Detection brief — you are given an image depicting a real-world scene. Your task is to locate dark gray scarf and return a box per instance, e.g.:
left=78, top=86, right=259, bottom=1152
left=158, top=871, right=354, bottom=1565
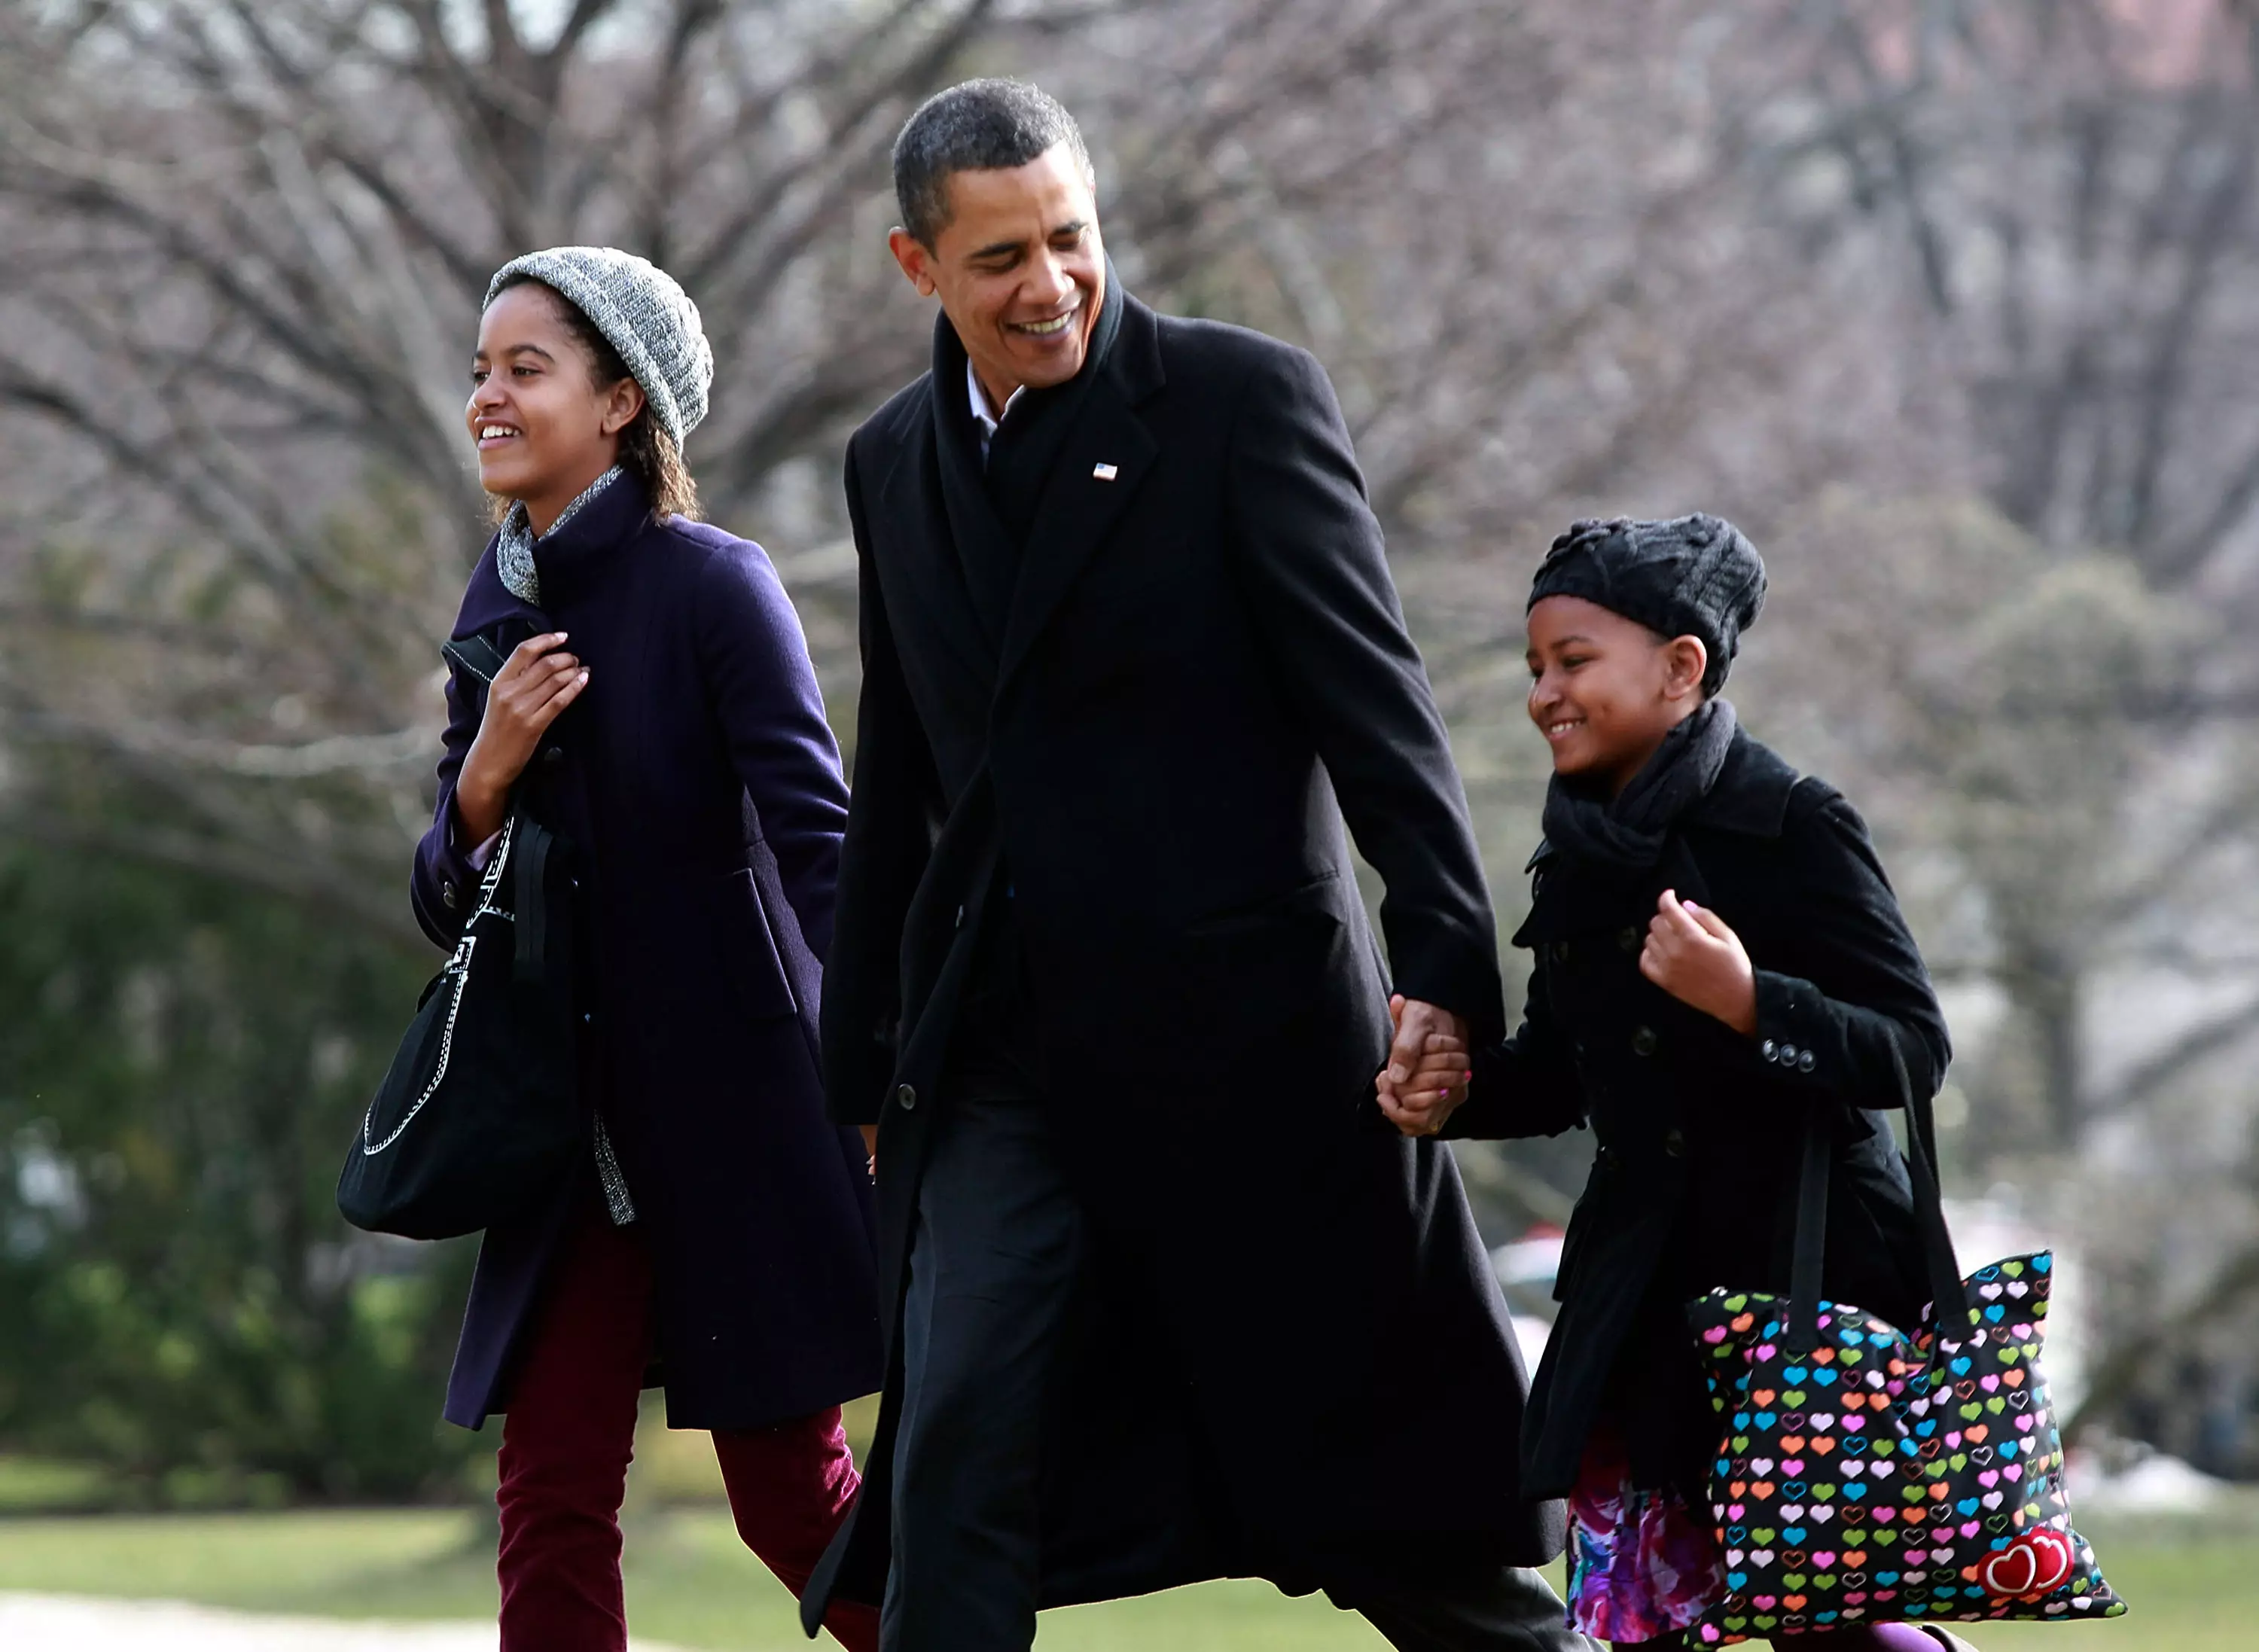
left=1541, top=699, right=1738, bottom=873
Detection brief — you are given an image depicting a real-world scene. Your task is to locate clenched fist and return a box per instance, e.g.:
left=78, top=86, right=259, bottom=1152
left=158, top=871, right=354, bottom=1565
left=1640, top=888, right=1758, bottom=1036
left=454, top=632, right=589, bottom=843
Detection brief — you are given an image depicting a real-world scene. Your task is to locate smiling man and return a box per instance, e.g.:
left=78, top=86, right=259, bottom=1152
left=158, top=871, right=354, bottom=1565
left=803, top=81, right=1590, bottom=1652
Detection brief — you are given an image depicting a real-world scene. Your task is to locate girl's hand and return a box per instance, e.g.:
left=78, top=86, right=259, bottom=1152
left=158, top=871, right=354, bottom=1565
left=1375, top=992, right=1473, bottom=1136
left=454, top=632, right=588, bottom=843
left=1640, top=888, right=1758, bottom=1036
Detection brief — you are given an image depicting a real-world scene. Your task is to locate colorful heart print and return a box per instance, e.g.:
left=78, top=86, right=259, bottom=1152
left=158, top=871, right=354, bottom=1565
left=1684, top=1254, right=2125, bottom=1645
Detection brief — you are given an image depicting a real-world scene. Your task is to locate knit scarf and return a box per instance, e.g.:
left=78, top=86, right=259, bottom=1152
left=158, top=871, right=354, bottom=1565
left=1541, top=699, right=1738, bottom=873
left=495, top=465, right=625, bottom=605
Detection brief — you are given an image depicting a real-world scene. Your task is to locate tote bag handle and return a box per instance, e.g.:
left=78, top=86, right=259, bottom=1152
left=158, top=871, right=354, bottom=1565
left=1787, top=1033, right=1977, bottom=1353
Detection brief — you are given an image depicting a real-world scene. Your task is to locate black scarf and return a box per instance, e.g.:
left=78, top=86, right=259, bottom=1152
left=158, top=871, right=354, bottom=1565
left=1540, top=699, right=1739, bottom=873
left=931, top=261, right=1126, bottom=642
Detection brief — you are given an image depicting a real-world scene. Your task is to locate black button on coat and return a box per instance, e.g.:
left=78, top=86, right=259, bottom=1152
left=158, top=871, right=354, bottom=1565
left=410, top=474, right=883, bottom=1433
left=1445, top=730, right=1950, bottom=1500
left=806, top=294, right=1556, bottom=1617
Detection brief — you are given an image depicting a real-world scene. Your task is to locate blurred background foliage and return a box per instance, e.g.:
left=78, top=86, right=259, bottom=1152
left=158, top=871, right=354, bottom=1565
left=0, top=0, right=2255, bottom=1505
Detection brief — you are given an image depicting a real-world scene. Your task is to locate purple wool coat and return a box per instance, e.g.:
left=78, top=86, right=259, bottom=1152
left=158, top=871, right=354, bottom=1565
left=410, top=471, right=883, bottom=1431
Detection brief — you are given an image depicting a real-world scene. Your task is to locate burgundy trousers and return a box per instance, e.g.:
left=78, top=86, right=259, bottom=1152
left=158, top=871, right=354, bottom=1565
left=495, top=1200, right=880, bottom=1652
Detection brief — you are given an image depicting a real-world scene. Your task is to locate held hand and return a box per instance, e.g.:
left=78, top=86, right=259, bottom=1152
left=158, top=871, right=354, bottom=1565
left=859, top=1123, right=878, bottom=1180
left=1639, top=888, right=1758, bottom=1035
left=454, top=632, right=589, bottom=843
left=1376, top=993, right=1472, bottom=1137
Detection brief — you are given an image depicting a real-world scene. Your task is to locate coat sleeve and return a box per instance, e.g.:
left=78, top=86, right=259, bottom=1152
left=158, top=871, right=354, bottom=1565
left=1745, top=787, right=1952, bottom=1111
left=694, top=542, right=849, bottom=963
left=819, top=440, right=944, bottom=1126
left=1220, top=341, right=1507, bottom=1041
left=409, top=656, right=486, bottom=949
left=1442, top=964, right=1589, bottom=1141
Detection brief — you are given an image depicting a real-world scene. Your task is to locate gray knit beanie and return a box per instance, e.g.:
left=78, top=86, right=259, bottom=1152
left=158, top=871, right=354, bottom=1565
left=485, top=247, right=714, bottom=449
left=1529, top=514, right=1767, bottom=693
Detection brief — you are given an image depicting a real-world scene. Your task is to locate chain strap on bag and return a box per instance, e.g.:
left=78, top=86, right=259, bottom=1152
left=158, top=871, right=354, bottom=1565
left=337, top=634, right=585, bottom=1239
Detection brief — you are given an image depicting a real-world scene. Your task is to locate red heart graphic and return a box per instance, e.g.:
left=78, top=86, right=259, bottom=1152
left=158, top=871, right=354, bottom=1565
left=2028, top=1530, right=2075, bottom=1591
left=1981, top=1529, right=2075, bottom=1598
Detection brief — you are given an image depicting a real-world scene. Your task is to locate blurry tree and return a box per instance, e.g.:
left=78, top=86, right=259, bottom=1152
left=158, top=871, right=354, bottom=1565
left=0, top=0, right=1770, bottom=1488
left=0, top=834, right=471, bottom=1501
left=5, top=0, right=2252, bottom=1489
left=1748, top=0, right=2259, bottom=1148
left=1729, top=0, right=2259, bottom=1468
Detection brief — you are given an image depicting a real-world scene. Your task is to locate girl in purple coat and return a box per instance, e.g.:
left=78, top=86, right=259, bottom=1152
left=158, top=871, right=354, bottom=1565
left=412, top=247, right=882, bottom=1652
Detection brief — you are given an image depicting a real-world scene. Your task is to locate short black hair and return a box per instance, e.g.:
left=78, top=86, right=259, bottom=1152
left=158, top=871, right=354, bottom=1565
left=892, top=78, right=1093, bottom=246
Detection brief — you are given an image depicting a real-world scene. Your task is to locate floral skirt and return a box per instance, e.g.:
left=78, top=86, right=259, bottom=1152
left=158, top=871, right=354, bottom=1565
left=1567, top=1427, right=1730, bottom=1644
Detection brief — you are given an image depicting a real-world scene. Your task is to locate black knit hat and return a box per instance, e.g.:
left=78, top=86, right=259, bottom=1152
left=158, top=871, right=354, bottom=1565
left=1529, top=514, right=1767, bottom=693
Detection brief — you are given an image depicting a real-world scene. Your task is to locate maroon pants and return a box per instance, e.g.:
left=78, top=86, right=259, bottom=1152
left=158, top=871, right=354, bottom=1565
left=495, top=1202, right=879, bottom=1652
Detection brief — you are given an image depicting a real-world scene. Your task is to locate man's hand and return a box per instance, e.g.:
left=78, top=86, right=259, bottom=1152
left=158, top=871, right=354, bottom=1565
left=1640, top=888, right=1758, bottom=1035
left=859, top=1123, right=878, bottom=1179
left=1375, top=994, right=1471, bottom=1137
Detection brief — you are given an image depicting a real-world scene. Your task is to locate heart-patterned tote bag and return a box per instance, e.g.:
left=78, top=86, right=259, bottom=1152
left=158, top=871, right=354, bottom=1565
left=1683, top=1049, right=2125, bottom=1644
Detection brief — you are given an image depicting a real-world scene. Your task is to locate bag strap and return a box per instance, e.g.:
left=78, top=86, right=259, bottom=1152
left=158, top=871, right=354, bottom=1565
left=514, top=817, right=554, bottom=982
left=1788, top=1105, right=1833, bottom=1352
left=442, top=634, right=511, bottom=685
left=443, top=632, right=566, bottom=983
left=1892, top=1034, right=1978, bottom=1342
left=472, top=812, right=517, bottom=911
left=1787, top=1032, right=1977, bottom=1352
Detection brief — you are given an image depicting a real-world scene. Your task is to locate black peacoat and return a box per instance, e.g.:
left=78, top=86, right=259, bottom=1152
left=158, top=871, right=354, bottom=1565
left=1444, top=728, right=1950, bottom=1499
left=806, top=294, right=1560, bottom=1616
left=410, top=473, right=883, bottom=1433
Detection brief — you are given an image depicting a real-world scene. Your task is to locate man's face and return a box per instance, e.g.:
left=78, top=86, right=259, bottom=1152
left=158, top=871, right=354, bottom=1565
left=890, top=143, right=1105, bottom=404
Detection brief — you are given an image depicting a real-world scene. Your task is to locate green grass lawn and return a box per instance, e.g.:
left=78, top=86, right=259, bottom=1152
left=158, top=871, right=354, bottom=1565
left=0, top=1492, right=2244, bottom=1647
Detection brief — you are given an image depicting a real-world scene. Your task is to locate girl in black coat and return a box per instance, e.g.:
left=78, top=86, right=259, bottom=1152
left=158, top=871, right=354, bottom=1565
left=1379, top=517, right=1974, bottom=1652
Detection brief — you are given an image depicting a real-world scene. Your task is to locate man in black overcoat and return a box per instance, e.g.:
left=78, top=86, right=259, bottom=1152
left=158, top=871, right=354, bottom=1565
left=802, top=80, right=1590, bottom=1652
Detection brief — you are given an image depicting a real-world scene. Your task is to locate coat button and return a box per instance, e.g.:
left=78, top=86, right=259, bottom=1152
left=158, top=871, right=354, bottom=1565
left=1618, top=925, right=1641, bottom=953
left=441, top=882, right=459, bottom=911
left=1760, top=1038, right=1777, bottom=1062
left=1663, top=1126, right=1687, bottom=1157
left=1798, top=1050, right=1815, bottom=1073
left=895, top=1083, right=917, bottom=1111
left=1552, top=940, right=1572, bottom=963
left=1779, top=1042, right=1800, bottom=1063
left=541, top=745, right=564, bottom=769
left=1631, top=1026, right=1657, bottom=1057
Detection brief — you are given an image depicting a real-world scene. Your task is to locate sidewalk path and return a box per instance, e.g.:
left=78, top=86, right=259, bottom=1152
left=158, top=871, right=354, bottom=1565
left=0, top=1594, right=694, bottom=1650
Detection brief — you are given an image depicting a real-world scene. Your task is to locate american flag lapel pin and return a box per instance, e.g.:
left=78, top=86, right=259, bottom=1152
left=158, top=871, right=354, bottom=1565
left=1092, top=462, right=1119, bottom=481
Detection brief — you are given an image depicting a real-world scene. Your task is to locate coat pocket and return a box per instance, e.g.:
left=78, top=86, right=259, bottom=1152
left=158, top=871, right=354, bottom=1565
left=717, top=867, right=800, bottom=1021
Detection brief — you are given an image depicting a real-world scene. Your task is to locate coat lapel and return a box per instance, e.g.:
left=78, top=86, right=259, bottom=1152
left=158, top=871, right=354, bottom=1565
left=874, top=386, right=999, bottom=703
left=451, top=539, right=550, bottom=641
left=995, top=295, right=1166, bottom=697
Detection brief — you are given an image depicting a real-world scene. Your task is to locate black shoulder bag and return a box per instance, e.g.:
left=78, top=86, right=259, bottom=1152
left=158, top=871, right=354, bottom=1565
left=337, top=636, right=584, bottom=1240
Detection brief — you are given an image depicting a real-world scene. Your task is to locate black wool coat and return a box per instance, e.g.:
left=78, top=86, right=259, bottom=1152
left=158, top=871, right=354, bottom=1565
left=806, top=294, right=1559, bottom=1618
left=1445, top=729, right=1950, bottom=1499
left=410, top=474, right=883, bottom=1433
